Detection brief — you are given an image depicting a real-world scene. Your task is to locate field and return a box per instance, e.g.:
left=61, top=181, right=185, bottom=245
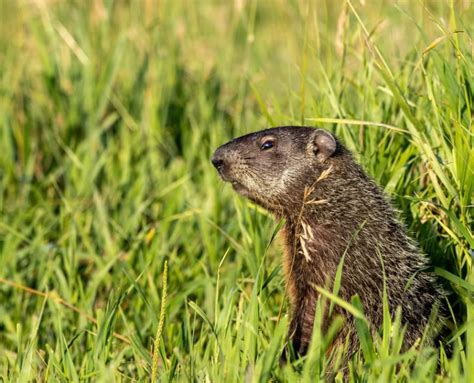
left=0, top=0, right=473, bottom=381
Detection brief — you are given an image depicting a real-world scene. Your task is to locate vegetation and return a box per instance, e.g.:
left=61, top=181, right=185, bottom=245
left=0, top=0, right=472, bottom=381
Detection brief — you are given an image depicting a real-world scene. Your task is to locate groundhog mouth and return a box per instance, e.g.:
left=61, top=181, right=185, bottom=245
left=223, top=177, right=250, bottom=196
left=216, top=170, right=246, bottom=191
left=211, top=159, right=250, bottom=195
left=230, top=180, right=246, bottom=192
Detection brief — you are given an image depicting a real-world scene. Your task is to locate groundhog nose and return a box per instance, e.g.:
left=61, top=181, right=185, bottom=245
left=211, top=155, right=225, bottom=171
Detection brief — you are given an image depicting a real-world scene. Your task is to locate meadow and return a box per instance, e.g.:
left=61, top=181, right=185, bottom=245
left=0, top=0, right=473, bottom=381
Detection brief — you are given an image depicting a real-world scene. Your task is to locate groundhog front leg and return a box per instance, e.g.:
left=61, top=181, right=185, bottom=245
left=280, top=317, right=305, bottom=364
left=283, top=298, right=314, bottom=361
left=289, top=316, right=309, bottom=355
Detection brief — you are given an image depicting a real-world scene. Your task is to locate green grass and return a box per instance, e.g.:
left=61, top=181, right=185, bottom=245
left=0, top=0, right=473, bottom=381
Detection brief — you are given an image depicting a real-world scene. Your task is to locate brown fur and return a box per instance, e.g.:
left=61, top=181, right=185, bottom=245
left=211, top=126, right=445, bottom=361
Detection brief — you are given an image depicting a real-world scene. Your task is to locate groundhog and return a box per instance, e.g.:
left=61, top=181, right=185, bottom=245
left=211, top=126, right=445, bottom=362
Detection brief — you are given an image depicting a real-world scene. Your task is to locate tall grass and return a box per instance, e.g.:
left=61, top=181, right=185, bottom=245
left=0, top=0, right=472, bottom=381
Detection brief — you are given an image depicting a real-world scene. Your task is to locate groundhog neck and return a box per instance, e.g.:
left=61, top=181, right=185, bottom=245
left=281, top=161, right=395, bottom=288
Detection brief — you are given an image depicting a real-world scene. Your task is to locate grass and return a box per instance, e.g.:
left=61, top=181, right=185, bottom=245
left=0, top=0, right=472, bottom=381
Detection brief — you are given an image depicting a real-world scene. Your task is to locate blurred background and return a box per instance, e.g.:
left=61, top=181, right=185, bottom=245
left=0, top=0, right=473, bottom=380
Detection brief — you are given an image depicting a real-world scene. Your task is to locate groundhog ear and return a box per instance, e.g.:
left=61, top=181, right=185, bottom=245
left=312, top=130, right=336, bottom=161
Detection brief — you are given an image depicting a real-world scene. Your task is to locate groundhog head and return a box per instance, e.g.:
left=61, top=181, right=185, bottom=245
left=211, top=126, right=339, bottom=213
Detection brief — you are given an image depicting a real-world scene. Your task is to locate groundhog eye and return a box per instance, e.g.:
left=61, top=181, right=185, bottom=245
left=260, top=140, right=274, bottom=150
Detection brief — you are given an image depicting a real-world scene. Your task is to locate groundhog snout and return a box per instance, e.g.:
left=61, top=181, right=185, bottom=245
left=211, top=155, right=225, bottom=171
left=211, top=148, right=233, bottom=180
left=211, top=148, right=227, bottom=172
left=212, top=146, right=243, bottom=183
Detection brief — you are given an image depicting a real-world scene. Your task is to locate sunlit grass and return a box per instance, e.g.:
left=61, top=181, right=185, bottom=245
left=0, top=0, right=472, bottom=381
